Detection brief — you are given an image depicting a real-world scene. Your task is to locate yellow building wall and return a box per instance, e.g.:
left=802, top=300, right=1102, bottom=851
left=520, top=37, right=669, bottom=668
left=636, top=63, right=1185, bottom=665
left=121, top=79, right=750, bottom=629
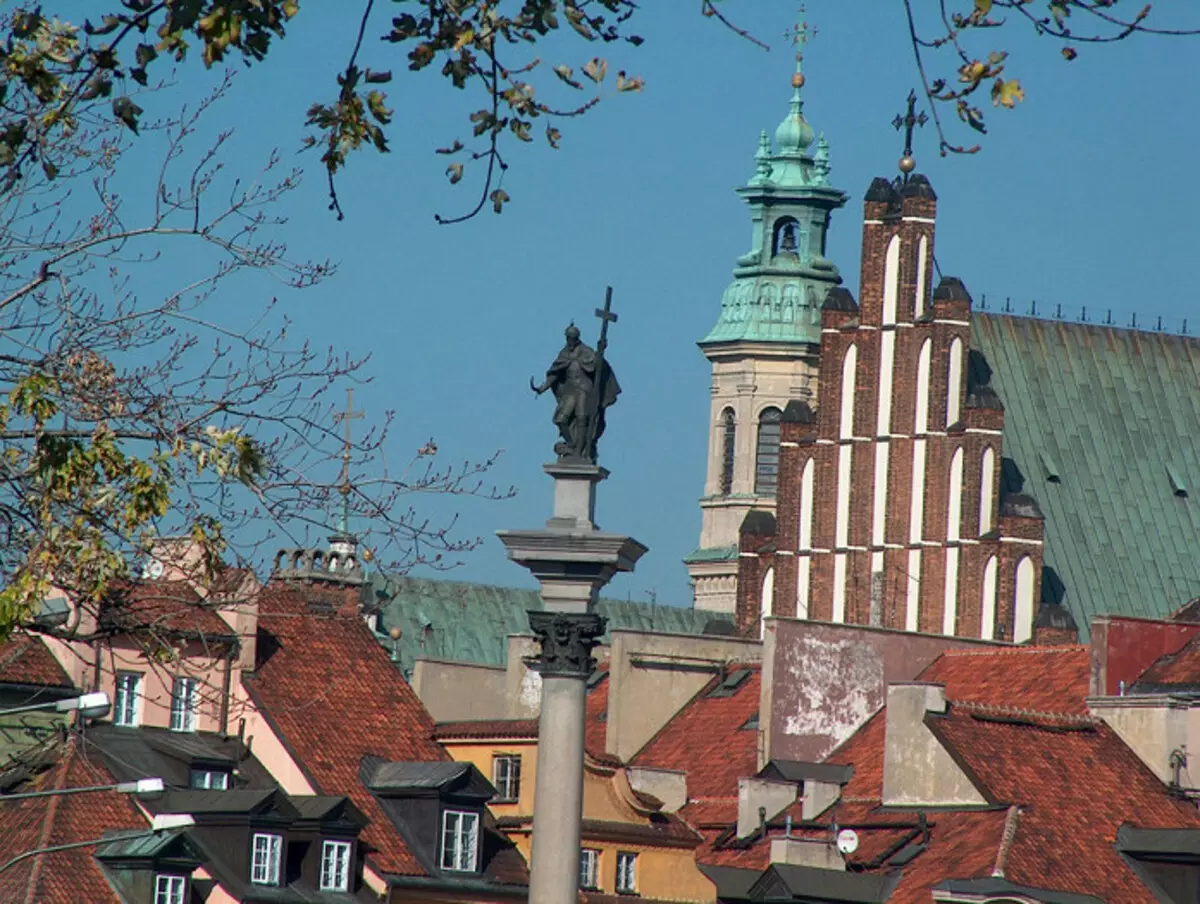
left=441, top=739, right=715, bottom=903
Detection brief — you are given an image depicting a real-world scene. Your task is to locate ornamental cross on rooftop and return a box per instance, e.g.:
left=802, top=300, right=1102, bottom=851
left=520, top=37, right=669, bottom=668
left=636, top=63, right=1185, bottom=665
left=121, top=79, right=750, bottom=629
left=893, top=89, right=928, bottom=180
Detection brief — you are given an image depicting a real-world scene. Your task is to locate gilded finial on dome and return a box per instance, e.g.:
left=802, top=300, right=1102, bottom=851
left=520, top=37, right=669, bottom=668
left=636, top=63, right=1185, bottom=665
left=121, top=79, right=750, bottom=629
left=774, top=9, right=816, bottom=156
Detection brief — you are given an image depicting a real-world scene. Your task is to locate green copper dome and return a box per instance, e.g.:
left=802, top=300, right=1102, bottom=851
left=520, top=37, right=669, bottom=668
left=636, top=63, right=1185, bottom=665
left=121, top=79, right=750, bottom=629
left=700, top=53, right=847, bottom=348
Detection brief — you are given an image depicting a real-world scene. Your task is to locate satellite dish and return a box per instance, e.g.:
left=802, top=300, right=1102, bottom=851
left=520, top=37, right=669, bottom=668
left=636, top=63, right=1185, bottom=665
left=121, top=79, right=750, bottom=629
left=836, top=828, right=859, bottom=855
left=142, top=559, right=165, bottom=580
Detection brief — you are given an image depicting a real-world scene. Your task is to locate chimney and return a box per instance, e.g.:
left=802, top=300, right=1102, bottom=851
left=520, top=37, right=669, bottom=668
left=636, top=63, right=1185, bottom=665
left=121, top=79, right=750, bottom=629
left=1089, top=694, right=1190, bottom=785
left=628, top=767, right=688, bottom=813
left=736, top=776, right=797, bottom=839
left=881, top=683, right=987, bottom=807
left=770, top=828, right=845, bottom=872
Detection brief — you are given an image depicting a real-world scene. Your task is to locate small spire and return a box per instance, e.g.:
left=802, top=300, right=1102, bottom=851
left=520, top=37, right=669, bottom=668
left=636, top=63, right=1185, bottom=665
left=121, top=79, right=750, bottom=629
left=785, top=12, right=814, bottom=113
left=773, top=10, right=816, bottom=156
left=751, top=130, right=773, bottom=184
left=333, top=387, right=364, bottom=536
left=814, top=134, right=830, bottom=185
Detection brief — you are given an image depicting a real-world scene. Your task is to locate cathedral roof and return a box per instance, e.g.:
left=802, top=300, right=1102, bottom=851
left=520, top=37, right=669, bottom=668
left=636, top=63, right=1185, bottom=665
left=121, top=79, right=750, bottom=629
left=970, top=313, right=1200, bottom=638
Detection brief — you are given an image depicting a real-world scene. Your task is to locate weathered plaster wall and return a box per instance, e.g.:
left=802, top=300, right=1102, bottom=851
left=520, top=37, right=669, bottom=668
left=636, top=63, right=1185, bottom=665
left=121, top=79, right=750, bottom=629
left=761, top=617, right=999, bottom=764
left=411, top=658, right=508, bottom=722
left=441, top=739, right=538, bottom=817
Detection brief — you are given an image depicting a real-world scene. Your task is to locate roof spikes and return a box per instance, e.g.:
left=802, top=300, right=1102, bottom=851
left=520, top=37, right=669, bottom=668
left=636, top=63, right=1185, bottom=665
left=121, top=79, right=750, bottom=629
left=975, top=294, right=1193, bottom=335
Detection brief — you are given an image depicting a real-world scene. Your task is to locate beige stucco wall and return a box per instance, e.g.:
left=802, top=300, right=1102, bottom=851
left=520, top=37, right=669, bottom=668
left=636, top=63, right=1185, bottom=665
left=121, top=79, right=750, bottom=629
left=1089, top=694, right=1197, bottom=785
left=607, top=630, right=762, bottom=763
left=411, top=658, right=509, bottom=722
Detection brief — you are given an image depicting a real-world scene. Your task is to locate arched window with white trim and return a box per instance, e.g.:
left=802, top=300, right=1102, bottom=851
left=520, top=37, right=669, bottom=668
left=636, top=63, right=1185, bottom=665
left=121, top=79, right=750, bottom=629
left=839, top=345, right=858, bottom=439
left=979, top=447, right=996, bottom=534
left=1014, top=557, right=1036, bottom=643
left=754, top=408, right=783, bottom=496
left=947, top=337, right=964, bottom=427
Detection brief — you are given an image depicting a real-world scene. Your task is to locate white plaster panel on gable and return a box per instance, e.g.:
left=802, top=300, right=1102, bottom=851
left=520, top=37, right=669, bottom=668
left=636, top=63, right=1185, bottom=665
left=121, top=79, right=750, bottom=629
left=797, top=558, right=811, bottom=619
left=947, top=337, right=964, bottom=426
left=760, top=567, right=775, bottom=639
left=942, top=547, right=960, bottom=636
left=872, top=444, right=890, bottom=547
left=948, top=447, right=964, bottom=542
left=835, top=445, right=853, bottom=548
left=832, top=553, right=847, bottom=623
left=909, top=439, right=927, bottom=543
left=915, top=235, right=929, bottom=317
left=882, top=235, right=901, bottom=325
left=981, top=556, right=998, bottom=640
left=906, top=549, right=922, bottom=632
left=1014, top=557, right=1036, bottom=643
left=876, top=331, right=896, bottom=436
left=839, top=345, right=857, bottom=439
left=980, top=447, right=996, bottom=534
left=915, top=339, right=932, bottom=433
left=799, top=458, right=815, bottom=551
left=780, top=634, right=884, bottom=746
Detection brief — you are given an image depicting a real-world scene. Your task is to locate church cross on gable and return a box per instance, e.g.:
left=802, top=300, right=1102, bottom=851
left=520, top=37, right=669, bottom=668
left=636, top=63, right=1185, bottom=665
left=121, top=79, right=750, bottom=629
left=686, top=32, right=848, bottom=614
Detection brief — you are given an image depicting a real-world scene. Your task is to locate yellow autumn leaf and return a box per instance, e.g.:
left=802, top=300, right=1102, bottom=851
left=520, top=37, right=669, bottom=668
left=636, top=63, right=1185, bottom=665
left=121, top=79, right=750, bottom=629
left=991, top=78, right=1024, bottom=109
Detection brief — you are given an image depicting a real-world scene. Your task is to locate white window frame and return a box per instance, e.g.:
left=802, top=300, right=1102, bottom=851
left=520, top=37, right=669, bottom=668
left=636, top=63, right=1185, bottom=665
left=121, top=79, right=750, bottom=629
left=616, top=851, right=638, bottom=894
left=580, top=848, right=600, bottom=890
left=170, top=676, right=197, bottom=732
left=190, top=768, right=229, bottom=790
left=492, top=754, right=521, bottom=802
left=320, top=839, right=353, bottom=892
left=154, top=874, right=187, bottom=904
left=250, top=832, right=283, bottom=885
left=440, top=809, right=479, bottom=872
left=114, top=671, right=142, bottom=727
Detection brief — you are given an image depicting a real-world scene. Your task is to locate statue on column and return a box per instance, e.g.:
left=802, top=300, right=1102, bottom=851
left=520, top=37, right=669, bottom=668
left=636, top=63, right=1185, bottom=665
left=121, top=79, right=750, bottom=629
left=531, top=322, right=620, bottom=462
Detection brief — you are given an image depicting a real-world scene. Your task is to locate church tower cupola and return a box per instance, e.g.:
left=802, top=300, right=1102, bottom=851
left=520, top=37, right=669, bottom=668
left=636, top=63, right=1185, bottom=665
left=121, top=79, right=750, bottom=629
left=687, top=23, right=848, bottom=614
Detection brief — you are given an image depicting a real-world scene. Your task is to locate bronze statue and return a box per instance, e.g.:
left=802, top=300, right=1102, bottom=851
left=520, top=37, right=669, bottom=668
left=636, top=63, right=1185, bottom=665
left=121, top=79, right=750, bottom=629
left=530, top=289, right=621, bottom=462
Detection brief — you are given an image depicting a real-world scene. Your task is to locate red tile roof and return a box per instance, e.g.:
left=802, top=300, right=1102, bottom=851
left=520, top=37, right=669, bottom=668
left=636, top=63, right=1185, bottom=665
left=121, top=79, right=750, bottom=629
left=0, top=633, right=72, bottom=689
left=433, top=719, right=539, bottom=741
left=632, top=666, right=760, bottom=799
left=102, top=580, right=235, bottom=639
left=0, top=737, right=144, bottom=903
left=585, top=669, right=610, bottom=761
left=1134, top=633, right=1200, bottom=687
left=245, top=582, right=450, bottom=877
left=917, top=645, right=1091, bottom=714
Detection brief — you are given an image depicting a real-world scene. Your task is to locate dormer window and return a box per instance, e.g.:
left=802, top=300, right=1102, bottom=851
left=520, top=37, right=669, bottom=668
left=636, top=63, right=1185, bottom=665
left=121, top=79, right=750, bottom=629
left=440, top=810, right=479, bottom=872
left=251, top=832, right=283, bottom=885
left=154, top=874, right=187, bottom=904
left=190, top=768, right=229, bottom=790
left=320, top=840, right=353, bottom=891
left=170, top=677, right=197, bottom=732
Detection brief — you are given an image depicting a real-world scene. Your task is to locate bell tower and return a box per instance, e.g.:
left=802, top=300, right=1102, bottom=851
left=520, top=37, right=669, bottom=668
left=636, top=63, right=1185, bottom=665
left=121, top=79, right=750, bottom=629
left=686, top=29, right=847, bottom=613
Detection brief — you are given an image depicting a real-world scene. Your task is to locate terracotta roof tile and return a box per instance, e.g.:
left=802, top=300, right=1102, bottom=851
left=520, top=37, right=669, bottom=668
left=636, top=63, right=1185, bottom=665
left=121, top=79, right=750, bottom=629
left=245, top=582, right=449, bottom=876
left=101, top=580, right=234, bottom=639
left=0, top=633, right=72, bottom=689
left=585, top=669, right=609, bottom=760
left=1134, top=632, right=1200, bottom=688
left=918, top=645, right=1091, bottom=714
left=0, top=738, right=143, bottom=903
left=632, top=666, right=760, bottom=799
left=433, top=719, right=539, bottom=741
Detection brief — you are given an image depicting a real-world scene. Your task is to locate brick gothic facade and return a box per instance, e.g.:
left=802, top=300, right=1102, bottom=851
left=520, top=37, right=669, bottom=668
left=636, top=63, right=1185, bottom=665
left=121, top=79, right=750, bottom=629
left=736, top=174, right=1049, bottom=644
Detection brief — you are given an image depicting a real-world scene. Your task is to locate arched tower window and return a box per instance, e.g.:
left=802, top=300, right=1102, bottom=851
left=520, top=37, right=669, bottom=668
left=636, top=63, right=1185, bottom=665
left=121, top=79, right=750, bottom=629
left=755, top=407, right=783, bottom=496
left=772, top=217, right=802, bottom=258
left=720, top=408, right=736, bottom=495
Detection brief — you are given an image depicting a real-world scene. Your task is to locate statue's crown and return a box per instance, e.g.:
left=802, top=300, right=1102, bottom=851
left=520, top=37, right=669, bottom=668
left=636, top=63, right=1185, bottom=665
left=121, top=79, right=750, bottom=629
left=564, top=323, right=581, bottom=339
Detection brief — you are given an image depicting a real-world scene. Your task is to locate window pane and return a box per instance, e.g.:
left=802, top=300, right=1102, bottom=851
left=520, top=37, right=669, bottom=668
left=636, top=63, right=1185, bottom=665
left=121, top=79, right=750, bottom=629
left=115, top=673, right=141, bottom=726
left=321, top=840, right=351, bottom=891
left=252, top=833, right=282, bottom=884
left=754, top=408, right=783, bottom=496
left=580, top=849, right=599, bottom=889
left=721, top=409, right=736, bottom=495
left=616, top=852, right=637, bottom=893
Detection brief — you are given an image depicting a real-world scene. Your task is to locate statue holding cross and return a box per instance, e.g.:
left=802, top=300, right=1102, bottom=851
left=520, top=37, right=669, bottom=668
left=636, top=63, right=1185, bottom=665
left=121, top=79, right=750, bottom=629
left=530, top=287, right=622, bottom=463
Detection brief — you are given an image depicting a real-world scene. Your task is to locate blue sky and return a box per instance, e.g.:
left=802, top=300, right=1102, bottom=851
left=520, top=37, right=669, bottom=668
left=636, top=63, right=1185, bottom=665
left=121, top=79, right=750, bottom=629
left=104, top=3, right=1200, bottom=605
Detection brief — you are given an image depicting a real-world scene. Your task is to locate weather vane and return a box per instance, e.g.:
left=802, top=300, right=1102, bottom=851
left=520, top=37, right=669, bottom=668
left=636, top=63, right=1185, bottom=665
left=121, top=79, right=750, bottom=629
left=892, top=90, right=928, bottom=182
left=785, top=7, right=815, bottom=89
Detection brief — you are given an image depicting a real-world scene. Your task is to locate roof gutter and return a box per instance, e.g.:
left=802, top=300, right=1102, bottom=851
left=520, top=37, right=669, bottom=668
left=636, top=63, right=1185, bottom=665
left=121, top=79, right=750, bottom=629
left=385, top=874, right=527, bottom=900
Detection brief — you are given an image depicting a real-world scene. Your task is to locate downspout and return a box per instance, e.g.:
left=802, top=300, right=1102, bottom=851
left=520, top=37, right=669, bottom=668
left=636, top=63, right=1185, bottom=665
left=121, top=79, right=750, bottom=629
left=219, top=639, right=237, bottom=738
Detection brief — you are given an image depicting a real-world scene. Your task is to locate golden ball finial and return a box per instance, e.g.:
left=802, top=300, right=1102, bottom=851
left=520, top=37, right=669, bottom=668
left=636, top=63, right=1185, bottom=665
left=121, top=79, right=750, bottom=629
left=388, top=626, right=403, bottom=641
left=792, top=71, right=805, bottom=89
left=899, top=155, right=916, bottom=174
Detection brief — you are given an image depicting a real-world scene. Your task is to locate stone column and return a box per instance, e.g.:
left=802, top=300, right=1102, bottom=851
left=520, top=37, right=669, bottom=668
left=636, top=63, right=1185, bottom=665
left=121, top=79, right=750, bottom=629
left=497, top=462, right=646, bottom=904
left=526, top=611, right=605, bottom=904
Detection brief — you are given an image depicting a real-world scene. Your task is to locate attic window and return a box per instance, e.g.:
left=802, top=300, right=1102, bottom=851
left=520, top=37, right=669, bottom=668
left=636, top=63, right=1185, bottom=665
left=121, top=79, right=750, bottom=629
left=707, top=668, right=751, bottom=698
left=740, top=713, right=759, bottom=731
left=1038, top=451, right=1061, bottom=483
left=1168, top=465, right=1189, bottom=499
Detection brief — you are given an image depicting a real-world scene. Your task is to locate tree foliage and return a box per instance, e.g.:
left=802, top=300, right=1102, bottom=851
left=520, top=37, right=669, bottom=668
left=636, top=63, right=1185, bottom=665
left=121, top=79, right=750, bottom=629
left=1, top=3, right=1196, bottom=223
left=0, top=49, right=510, bottom=640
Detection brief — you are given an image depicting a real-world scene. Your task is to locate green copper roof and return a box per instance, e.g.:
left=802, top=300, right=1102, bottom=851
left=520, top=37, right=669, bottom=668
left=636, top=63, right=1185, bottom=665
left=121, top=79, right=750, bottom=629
left=701, top=59, right=846, bottom=349
left=970, top=313, right=1200, bottom=639
left=683, top=545, right=738, bottom=564
left=369, top=575, right=731, bottom=674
